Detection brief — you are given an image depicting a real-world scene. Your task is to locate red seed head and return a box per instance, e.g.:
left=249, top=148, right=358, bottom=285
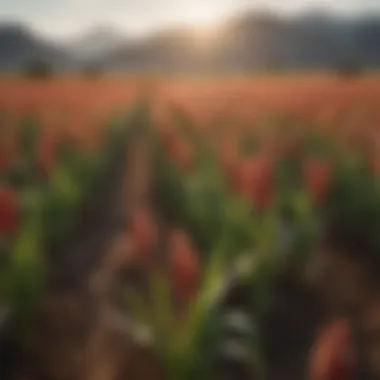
left=131, top=209, right=157, bottom=267
left=0, top=185, right=19, bottom=238
left=173, top=140, right=193, bottom=173
left=303, top=158, right=332, bottom=205
left=308, top=319, right=353, bottom=380
left=169, top=230, right=200, bottom=301
left=162, top=131, right=194, bottom=173
left=239, top=155, right=275, bottom=212
left=220, top=139, right=241, bottom=191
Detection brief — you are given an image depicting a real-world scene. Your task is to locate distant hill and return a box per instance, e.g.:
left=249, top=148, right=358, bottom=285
left=1, top=12, right=380, bottom=73
left=64, top=25, right=128, bottom=62
left=0, top=24, right=71, bottom=71
left=95, top=12, right=380, bottom=73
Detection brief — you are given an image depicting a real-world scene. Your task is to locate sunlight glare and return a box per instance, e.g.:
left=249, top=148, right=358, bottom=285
left=180, top=4, right=220, bottom=26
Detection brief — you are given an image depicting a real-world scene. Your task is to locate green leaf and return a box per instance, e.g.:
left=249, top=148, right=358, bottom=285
left=171, top=106, right=199, bottom=148
left=9, top=216, right=45, bottom=332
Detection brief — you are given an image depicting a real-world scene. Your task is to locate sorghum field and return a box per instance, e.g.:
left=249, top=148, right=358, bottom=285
left=1, top=75, right=380, bottom=380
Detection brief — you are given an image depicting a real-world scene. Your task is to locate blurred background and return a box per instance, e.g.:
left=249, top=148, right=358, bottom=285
left=1, top=2, right=380, bottom=380
left=1, top=0, right=380, bottom=75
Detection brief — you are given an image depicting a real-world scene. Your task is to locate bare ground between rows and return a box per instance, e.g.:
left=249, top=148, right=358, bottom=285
left=0, top=129, right=152, bottom=380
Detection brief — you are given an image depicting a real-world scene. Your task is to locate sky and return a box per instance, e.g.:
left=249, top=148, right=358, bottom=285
left=1, top=0, right=380, bottom=39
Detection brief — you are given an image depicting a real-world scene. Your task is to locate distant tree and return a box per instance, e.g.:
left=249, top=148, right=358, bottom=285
left=264, top=58, right=285, bottom=75
left=83, top=63, right=103, bottom=79
left=23, top=60, right=53, bottom=79
left=337, top=61, right=362, bottom=79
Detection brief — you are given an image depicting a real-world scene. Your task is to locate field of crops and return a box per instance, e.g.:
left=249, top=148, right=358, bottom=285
left=1, top=76, right=380, bottom=380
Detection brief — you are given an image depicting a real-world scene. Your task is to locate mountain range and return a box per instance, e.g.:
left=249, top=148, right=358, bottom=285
left=1, top=11, right=380, bottom=73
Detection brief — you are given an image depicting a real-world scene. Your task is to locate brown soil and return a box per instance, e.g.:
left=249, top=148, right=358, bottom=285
left=0, top=122, right=163, bottom=380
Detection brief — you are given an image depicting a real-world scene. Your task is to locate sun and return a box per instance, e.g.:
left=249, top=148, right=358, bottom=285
left=177, top=4, right=223, bottom=49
